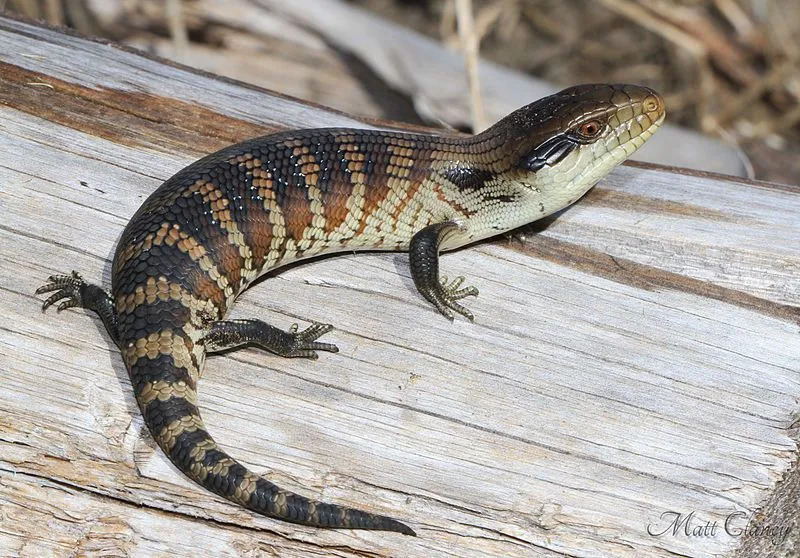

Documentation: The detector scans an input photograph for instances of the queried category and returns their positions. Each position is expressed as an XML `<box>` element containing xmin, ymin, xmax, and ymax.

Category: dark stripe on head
<box><xmin>522</xmin><ymin>135</ymin><xmax>578</xmax><ymax>172</ymax></box>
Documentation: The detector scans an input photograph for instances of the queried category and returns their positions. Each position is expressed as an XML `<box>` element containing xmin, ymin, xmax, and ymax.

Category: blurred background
<box><xmin>3</xmin><ymin>0</ymin><xmax>799</xmax><ymax>184</ymax></box>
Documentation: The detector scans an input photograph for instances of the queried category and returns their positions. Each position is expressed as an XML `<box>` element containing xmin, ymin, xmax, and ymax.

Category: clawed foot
<box><xmin>36</xmin><ymin>271</ymin><xmax>119</xmax><ymax>340</ymax></box>
<box><xmin>36</xmin><ymin>271</ymin><xmax>88</xmax><ymax>312</ymax></box>
<box><xmin>204</xmin><ymin>318</ymin><xmax>339</xmax><ymax>359</ymax></box>
<box><xmin>281</xmin><ymin>322</ymin><xmax>340</xmax><ymax>359</ymax></box>
<box><xmin>431</xmin><ymin>275</ymin><xmax>479</xmax><ymax>321</ymax></box>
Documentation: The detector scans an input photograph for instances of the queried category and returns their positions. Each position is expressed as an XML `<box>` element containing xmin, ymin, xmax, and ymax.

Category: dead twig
<box><xmin>166</xmin><ymin>0</ymin><xmax>188</xmax><ymax>57</ymax></box>
<box><xmin>593</xmin><ymin>0</ymin><xmax>716</xmax><ymax>131</ymax></box>
<box><xmin>455</xmin><ymin>0</ymin><xmax>488</xmax><ymax>132</ymax></box>
<box><xmin>43</xmin><ymin>0</ymin><xmax>63</xmax><ymax>25</ymax></box>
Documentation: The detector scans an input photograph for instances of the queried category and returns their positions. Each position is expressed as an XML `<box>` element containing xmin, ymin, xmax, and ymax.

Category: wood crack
<box><xmin>518</xmin><ymin>235</ymin><xmax>800</xmax><ymax>324</ymax></box>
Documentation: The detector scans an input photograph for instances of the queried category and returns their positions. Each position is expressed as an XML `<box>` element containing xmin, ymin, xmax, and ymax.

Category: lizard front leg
<box><xmin>409</xmin><ymin>221</ymin><xmax>479</xmax><ymax>321</ymax></box>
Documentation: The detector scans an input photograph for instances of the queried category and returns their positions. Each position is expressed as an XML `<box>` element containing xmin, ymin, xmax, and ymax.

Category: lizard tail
<box><xmin>124</xmin><ymin>326</ymin><xmax>415</xmax><ymax>535</ymax></box>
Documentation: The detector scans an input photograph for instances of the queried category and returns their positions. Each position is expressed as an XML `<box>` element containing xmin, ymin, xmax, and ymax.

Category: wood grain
<box><xmin>1</xmin><ymin>14</ymin><xmax>798</xmax><ymax>558</ymax></box>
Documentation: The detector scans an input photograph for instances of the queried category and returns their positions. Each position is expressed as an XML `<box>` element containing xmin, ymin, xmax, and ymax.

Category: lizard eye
<box><xmin>578</xmin><ymin>120</ymin><xmax>603</xmax><ymax>138</ymax></box>
<box><xmin>576</xmin><ymin>120</ymin><xmax>603</xmax><ymax>138</ymax></box>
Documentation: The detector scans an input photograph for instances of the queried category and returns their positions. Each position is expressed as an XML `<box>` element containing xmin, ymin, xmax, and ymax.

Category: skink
<box><xmin>38</xmin><ymin>84</ymin><xmax>665</xmax><ymax>535</ymax></box>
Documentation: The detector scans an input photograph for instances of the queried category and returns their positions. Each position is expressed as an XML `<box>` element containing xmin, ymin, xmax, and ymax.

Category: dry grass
<box><xmin>433</xmin><ymin>1</ymin><xmax>800</xmax><ymax>138</ymax></box>
<box><xmin>3</xmin><ymin>0</ymin><xmax>799</xmax><ymax>182</ymax></box>
<box><xmin>362</xmin><ymin>0</ymin><xmax>800</xmax><ymax>183</ymax></box>
<box><xmin>455</xmin><ymin>0</ymin><xmax>489</xmax><ymax>132</ymax></box>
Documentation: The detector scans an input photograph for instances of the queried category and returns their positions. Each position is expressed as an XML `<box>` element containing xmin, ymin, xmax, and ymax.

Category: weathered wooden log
<box><xmin>1</xmin><ymin>14</ymin><xmax>798</xmax><ymax>557</ymax></box>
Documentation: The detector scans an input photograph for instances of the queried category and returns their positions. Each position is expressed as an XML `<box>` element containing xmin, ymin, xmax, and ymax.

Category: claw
<box><xmin>36</xmin><ymin>280</ymin><xmax>66</xmax><ymax>295</ymax></box>
<box><xmin>42</xmin><ymin>293</ymin><xmax>58</xmax><ymax>311</ymax></box>
<box><xmin>451</xmin><ymin>286</ymin><xmax>479</xmax><ymax>301</ymax></box>
<box><xmin>284</xmin><ymin>322</ymin><xmax>339</xmax><ymax>358</ymax></box>
<box><xmin>58</xmin><ymin>299</ymin><xmax>79</xmax><ymax>311</ymax></box>
<box><xmin>434</xmin><ymin>298</ymin><xmax>474</xmax><ymax>321</ymax></box>
<box><xmin>430</xmin><ymin>276</ymin><xmax>478</xmax><ymax>320</ymax></box>
<box><xmin>35</xmin><ymin>284</ymin><xmax>53</xmax><ymax>295</ymax></box>
<box><xmin>442</xmin><ymin>275</ymin><xmax>464</xmax><ymax>292</ymax></box>
<box><xmin>35</xmin><ymin>272</ymin><xmax>118</xmax><ymax>340</ymax></box>
<box><xmin>451</xmin><ymin>302</ymin><xmax>474</xmax><ymax>321</ymax></box>
<box><xmin>301</xmin><ymin>324</ymin><xmax>339</xmax><ymax>354</ymax></box>
<box><xmin>37</xmin><ymin>271</ymin><xmax>86</xmax><ymax>313</ymax></box>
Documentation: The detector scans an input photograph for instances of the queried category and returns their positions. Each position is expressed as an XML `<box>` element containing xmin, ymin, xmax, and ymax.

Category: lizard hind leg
<box><xmin>36</xmin><ymin>271</ymin><xmax>119</xmax><ymax>344</ymax></box>
<box><xmin>203</xmin><ymin>319</ymin><xmax>339</xmax><ymax>359</ymax></box>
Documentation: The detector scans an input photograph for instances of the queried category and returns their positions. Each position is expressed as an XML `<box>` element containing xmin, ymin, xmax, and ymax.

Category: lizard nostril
<box><xmin>642</xmin><ymin>95</ymin><xmax>664</xmax><ymax>117</ymax></box>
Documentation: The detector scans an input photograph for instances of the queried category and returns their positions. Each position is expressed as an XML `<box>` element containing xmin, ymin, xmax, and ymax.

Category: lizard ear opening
<box><xmin>521</xmin><ymin>135</ymin><xmax>578</xmax><ymax>172</ymax></box>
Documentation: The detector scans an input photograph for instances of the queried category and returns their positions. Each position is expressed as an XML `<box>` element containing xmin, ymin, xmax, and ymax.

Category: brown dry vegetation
<box><xmin>355</xmin><ymin>0</ymin><xmax>800</xmax><ymax>184</ymax></box>
<box><xmin>4</xmin><ymin>0</ymin><xmax>800</xmax><ymax>183</ymax></box>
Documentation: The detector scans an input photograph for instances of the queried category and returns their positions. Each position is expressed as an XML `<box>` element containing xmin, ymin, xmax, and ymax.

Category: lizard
<box><xmin>37</xmin><ymin>83</ymin><xmax>665</xmax><ymax>535</ymax></box>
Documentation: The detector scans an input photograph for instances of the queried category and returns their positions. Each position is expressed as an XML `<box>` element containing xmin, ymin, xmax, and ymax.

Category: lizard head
<box><xmin>488</xmin><ymin>83</ymin><xmax>665</xmax><ymax>215</ymax></box>
<box><xmin>446</xmin><ymin>84</ymin><xmax>665</xmax><ymax>243</ymax></box>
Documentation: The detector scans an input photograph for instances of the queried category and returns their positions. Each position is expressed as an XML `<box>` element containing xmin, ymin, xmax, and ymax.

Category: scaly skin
<box><xmin>37</xmin><ymin>84</ymin><xmax>665</xmax><ymax>535</ymax></box>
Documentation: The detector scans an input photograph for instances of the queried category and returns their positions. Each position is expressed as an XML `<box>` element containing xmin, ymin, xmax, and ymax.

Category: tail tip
<box><xmin>399</xmin><ymin>524</ymin><xmax>417</xmax><ymax>536</ymax></box>
<box><xmin>387</xmin><ymin>519</ymin><xmax>417</xmax><ymax>536</ymax></box>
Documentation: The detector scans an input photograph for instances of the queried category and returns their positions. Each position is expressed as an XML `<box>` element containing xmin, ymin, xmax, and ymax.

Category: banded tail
<box><xmin>125</xmin><ymin>318</ymin><xmax>415</xmax><ymax>535</ymax></box>
<box><xmin>37</xmin><ymin>272</ymin><xmax>415</xmax><ymax>535</ymax></box>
